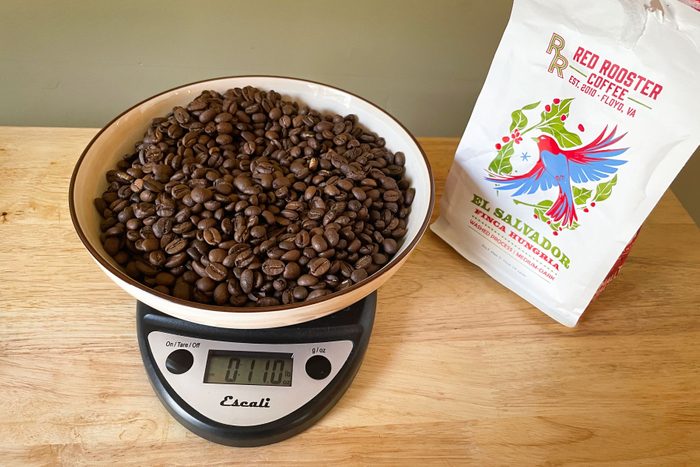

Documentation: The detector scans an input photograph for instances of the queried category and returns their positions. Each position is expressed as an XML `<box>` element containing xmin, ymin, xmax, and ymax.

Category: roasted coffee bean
<box><xmin>283</xmin><ymin>261</ymin><xmax>301</xmax><ymax>280</ymax></box>
<box><xmin>324</xmin><ymin>229</ymin><xmax>340</xmax><ymax>247</ymax></box>
<box><xmin>383</xmin><ymin>190</ymin><xmax>400</xmax><ymax>202</ymax></box>
<box><xmin>350</xmin><ymin>268</ymin><xmax>368</xmax><ymax>283</ymax></box>
<box><xmin>355</xmin><ymin>255</ymin><xmax>372</xmax><ymax>270</ymax></box>
<box><xmin>205</xmin><ymin>262</ymin><xmax>227</xmax><ymax>281</ymax></box>
<box><xmin>196</xmin><ymin>276</ymin><xmax>217</xmax><ymax>292</ymax></box>
<box><xmin>103</xmin><ymin>237</ymin><xmax>120</xmax><ymax>255</ymax></box>
<box><xmin>140</xmin><ymin>238</ymin><xmax>159</xmax><ymax>252</ymax></box>
<box><xmin>292</xmin><ymin>286</ymin><xmax>308</xmax><ymax>300</ymax></box>
<box><xmin>382</xmin><ymin>238</ymin><xmax>398</xmax><ymax>255</ymax></box>
<box><xmin>308</xmin><ymin>257</ymin><xmax>331</xmax><ymax>277</ymax></box>
<box><xmin>240</xmin><ymin>268</ymin><xmax>255</xmax><ymax>294</ymax></box>
<box><xmin>148</xmin><ymin>250</ymin><xmax>167</xmax><ymax>267</ymax></box>
<box><xmin>191</xmin><ymin>186</ymin><xmax>213</xmax><ymax>204</ymax></box>
<box><xmin>307</xmin><ymin>289</ymin><xmax>331</xmax><ymax>300</ymax></box>
<box><xmin>97</xmin><ymin>86</ymin><xmax>414</xmax><ymax>306</ymax></box>
<box><xmin>164</xmin><ymin>238</ymin><xmax>188</xmax><ymax>255</ymax></box>
<box><xmin>164</xmin><ymin>251</ymin><xmax>187</xmax><ymax>268</ymax></box>
<box><xmin>203</xmin><ymin>227</ymin><xmax>222</xmax><ymax>246</ymax></box>
<box><xmin>257</xmin><ymin>297</ymin><xmax>280</xmax><ymax>307</ymax></box>
<box><xmin>155</xmin><ymin>272</ymin><xmax>176</xmax><ymax>287</ymax></box>
<box><xmin>297</xmin><ymin>274</ymin><xmax>318</xmax><ymax>287</ymax></box>
<box><xmin>234</xmin><ymin>249</ymin><xmax>255</xmax><ymax>268</ymax></box>
<box><xmin>311</xmin><ymin>234</ymin><xmax>328</xmax><ymax>253</ymax></box>
<box><xmin>262</xmin><ymin>259</ymin><xmax>285</xmax><ymax>276</ymax></box>
<box><xmin>208</xmin><ymin>248</ymin><xmax>227</xmax><ymax>264</ymax></box>
<box><xmin>213</xmin><ymin>283</ymin><xmax>229</xmax><ymax>305</ymax></box>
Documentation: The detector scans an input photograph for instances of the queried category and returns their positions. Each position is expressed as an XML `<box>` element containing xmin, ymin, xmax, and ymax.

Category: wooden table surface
<box><xmin>1</xmin><ymin>127</ymin><xmax>699</xmax><ymax>465</ymax></box>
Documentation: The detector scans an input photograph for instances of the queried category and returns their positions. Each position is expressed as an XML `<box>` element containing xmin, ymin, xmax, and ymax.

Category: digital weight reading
<box><xmin>204</xmin><ymin>350</ymin><xmax>293</xmax><ymax>387</ymax></box>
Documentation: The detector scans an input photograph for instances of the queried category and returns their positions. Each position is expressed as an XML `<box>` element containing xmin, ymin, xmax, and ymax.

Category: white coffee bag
<box><xmin>431</xmin><ymin>0</ymin><xmax>700</xmax><ymax>326</ymax></box>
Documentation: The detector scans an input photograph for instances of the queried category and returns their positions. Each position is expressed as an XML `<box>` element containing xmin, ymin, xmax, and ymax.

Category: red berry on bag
<box><xmin>553</xmin><ymin>98</ymin><xmax>560</xmax><ymax>104</ymax></box>
<box><xmin>533</xmin><ymin>214</ymin><xmax>538</xmax><ymax>219</ymax></box>
<box><xmin>591</xmin><ymin>202</ymin><xmax>596</xmax><ymax>207</ymax></box>
<box><xmin>584</xmin><ymin>208</ymin><xmax>589</xmax><ymax>213</ymax></box>
<box><xmin>495</xmin><ymin>143</ymin><xmax>502</xmax><ymax>150</ymax></box>
<box><xmin>561</xmin><ymin>114</ymin><xmax>567</xmax><ymax>121</ymax></box>
<box><xmin>502</xmin><ymin>136</ymin><xmax>510</xmax><ymax>143</ymax></box>
<box><xmin>578</xmin><ymin>123</ymin><xmax>585</xmax><ymax>132</ymax></box>
<box><xmin>545</xmin><ymin>105</ymin><xmax>551</xmax><ymax>112</ymax></box>
<box><xmin>553</xmin><ymin>231</ymin><xmax>559</xmax><ymax>236</ymax></box>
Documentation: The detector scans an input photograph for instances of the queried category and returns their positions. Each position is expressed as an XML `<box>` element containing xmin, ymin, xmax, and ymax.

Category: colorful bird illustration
<box><xmin>486</xmin><ymin>126</ymin><xmax>628</xmax><ymax>226</ymax></box>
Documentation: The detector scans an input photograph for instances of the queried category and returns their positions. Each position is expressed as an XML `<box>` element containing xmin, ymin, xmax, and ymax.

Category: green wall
<box><xmin>1</xmin><ymin>0</ymin><xmax>697</xmax><ymax>222</ymax></box>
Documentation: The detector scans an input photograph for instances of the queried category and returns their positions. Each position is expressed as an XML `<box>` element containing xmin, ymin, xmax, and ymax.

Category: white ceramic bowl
<box><xmin>70</xmin><ymin>76</ymin><xmax>434</xmax><ymax>328</ymax></box>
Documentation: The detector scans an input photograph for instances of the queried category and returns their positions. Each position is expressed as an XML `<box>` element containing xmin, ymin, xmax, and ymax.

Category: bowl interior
<box><xmin>71</xmin><ymin>76</ymin><xmax>432</xmax><ymax>315</ymax></box>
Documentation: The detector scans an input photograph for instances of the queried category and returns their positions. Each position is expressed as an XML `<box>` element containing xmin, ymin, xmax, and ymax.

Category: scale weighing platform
<box><xmin>137</xmin><ymin>292</ymin><xmax>376</xmax><ymax>447</ymax></box>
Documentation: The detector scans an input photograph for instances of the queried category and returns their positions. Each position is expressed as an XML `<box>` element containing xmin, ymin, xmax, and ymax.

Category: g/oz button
<box><xmin>305</xmin><ymin>355</ymin><xmax>331</xmax><ymax>380</ymax></box>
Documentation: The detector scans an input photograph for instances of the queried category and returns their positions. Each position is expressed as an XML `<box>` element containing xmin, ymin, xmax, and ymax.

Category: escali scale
<box><xmin>68</xmin><ymin>76</ymin><xmax>434</xmax><ymax>448</ymax></box>
<box><xmin>137</xmin><ymin>292</ymin><xmax>376</xmax><ymax>447</ymax></box>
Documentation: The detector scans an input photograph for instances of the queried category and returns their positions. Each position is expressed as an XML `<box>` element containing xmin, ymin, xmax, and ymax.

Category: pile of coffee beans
<box><xmin>95</xmin><ymin>86</ymin><xmax>415</xmax><ymax>307</ymax></box>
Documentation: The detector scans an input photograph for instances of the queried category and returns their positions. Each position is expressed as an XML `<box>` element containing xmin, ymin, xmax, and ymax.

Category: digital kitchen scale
<box><xmin>137</xmin><ymin>292</ymin><xmax>376</xmax><ymax>447</ymax></box>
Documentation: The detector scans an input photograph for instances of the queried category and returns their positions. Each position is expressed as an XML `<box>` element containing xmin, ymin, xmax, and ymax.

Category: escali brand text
<box><xmin>220</xmin><ymin>396</ymin><xmax>271</xmax><ymax>408</ymax></box>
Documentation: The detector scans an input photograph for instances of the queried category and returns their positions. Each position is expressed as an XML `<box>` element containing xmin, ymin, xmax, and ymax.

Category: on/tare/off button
<box><xmin>305</xmin><ymin>355</ymin><xmax>332</xmax><ymax>380</ymax></box>
<box><xmin>166</xmin><ymin>349</ymin><xmax>194</xmax><ymax>374</ymax></box>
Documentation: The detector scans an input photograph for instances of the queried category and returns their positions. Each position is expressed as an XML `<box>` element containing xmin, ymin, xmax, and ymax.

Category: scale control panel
<box><xmin>148</xmin><ymin>332</ymin><xmax>353</xmax><ymax>426</ymax></box>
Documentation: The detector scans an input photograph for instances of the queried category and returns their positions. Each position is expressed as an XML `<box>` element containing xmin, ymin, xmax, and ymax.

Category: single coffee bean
<box><xmin>383</xmin><ymin>190</ymin><xmax>400</xmax><ymax>202</ymax></box>
<box><xmin>292</xmin><ymin>286</ymin><xmax>308</xmax><ymax>300</ymax></box>
<box><xmin>196</xmin><ymin>276</ymin><xmax>217</xmax><ymax>292</ymax></box>
<box><xmin>103</xmin><ymin>237</ymin><xmax>120</xmax><ymax>255</ymax></box>
<box><xmin>311</xmin><ymin>234</ymin><xmax>328</xmax><ymax>253</ymax></box>
<box><xmin>164</xmin><ymin>251</ymin><xmax>188</xmax><ymax>268</ymax></box>
<box><xmin>283</xmin><ymin>262</ymin><xmax>301</xmax><ymax>280</ymax></box>
<box><xmin>164</xmin><ymin>238</ymin><xmax>188</xmax><ymax>255</ymax></box>
<box><xmin>155</xmin><ymin>272</ymin><xmax>176</xmax><ymax>286</ymax></box>
<box><xmin>191</xmin><ymin>186</ymin><xmax>213</xmax><ymax>204</ymax></box>
<box><xmin>205</xmin><ymin>262</ymin><xmax>227</xmax><ymax>282</ymax></box>
<box><xmin>350</xmin><ymin>268</ymin><xmax>368</xmax><ymax>283</ymax></box>
<box><xmin>297</xmin><ymin>274</ymin><xmax>318</xmax><ymax>287</ymax></box>
<box><xmin>208</xmin><ymin>248</ymin><xmax>227</xmax><ymax>263</ymax></box>
<box><xmin>240</xmin><ymin>268</ymin><xmax>255</xmax><ymax>294</ymax></box>
<box><xmin>203</xmin><ymin>227</ymin><xmax>222</xmax><ymax>246</ymax></box>
<box><xmin>172</xmin><ymin>279</ymin><xmax>191</xmax><ymax>300</ymax></box>
<box><xmin>355</xmin><ymin>255</ymin><xmax>372</xmax><ymax>270</ymax></box>
<box><xmin>324</xmin><ymin>229</ymin><xmax>340</xmax><ymax>247</ymax></box>
<box><xmin>308</xmin><ymin>257</ymin><xmax>331</xmax><ymax>277</ymax></box>
<box><xmin>257</xmin><ymin>297</ymin><xmax>280</xmax><ymax>306</ymax></box>
<box><xmin>148</xmin><ymin>250</ymin><xmax>166</xmax><ymax>266</ymax></box>
<box><xmin>307</xmin><ymin>289</ymin><xmax>331</xmax><ymax>300</ymax></box>
<box><xmin>213</xmin><ymin>283</ymin><xmax>230</xmax><ymax>305</ymax></box>
<box><xmin>262</xmin><ymin>259</ymin><xmax>285</xmax><ymax>276</ymax></box>
<box><xmin>382</xmin><ymin>238</ymin><xmax>398</xmax><ymax>255</ymax></box>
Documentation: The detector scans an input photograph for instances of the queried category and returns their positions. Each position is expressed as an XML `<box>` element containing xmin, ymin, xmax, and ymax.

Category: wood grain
<box><xmin>0</xmin><ymin>128</ymin><xmax>698</xmax><ymax>465</ymax></box>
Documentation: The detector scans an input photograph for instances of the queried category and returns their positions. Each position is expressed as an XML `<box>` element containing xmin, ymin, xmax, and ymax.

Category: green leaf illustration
<box><xmin>488</xmin><ymin>141</ymin><xmax>514</xmax><ymax>175</ymax></box>
<box><xmin>533</xmin><ymin>199</ymin><xmax>553</xmax><ymax>221</ymax></box>
<box><xmin>539</xmin><ymin>98</ymin><xmax>574</xmax><ymax>125</ymax></box>
<box><xmin>540</xmin><ymin>121</ymin><xmax>582</xmax><ymax>148</ymax></box>
<box><xmin>593</xmin><ymin>174</ymin><xmax>618</xmax><ymax>202</ymax></box>
<box><xmin>509</xmin><ymin>101</ymin><xmax>540</xmax><ymax>132</ymax></box>
<box><xmin>509</xmin><ymin>110</ymin><xmax>527</xmax><ymax>132</ymax></box>
<box><xmin>573</xmin><ymin>186</ymin><xmax>592</xmax><ymax>205</ymax></box>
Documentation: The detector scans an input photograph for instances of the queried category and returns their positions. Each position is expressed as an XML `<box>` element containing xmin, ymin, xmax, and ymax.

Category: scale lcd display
<box><xmin>204</xmin><ymin>350</ymin><xmax>293</xmax><ymax>386</ymax></box>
